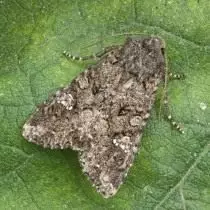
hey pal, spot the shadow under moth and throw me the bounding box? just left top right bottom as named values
left=22, top=37, right=169, bottom=198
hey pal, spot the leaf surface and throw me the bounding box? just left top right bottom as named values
left=0, top=0, right=210, bottom=209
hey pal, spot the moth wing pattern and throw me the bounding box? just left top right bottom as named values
left=22, top=37, right=166, bottom=198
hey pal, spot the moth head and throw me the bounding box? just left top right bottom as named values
left=122, top=37, right=165, bottom=80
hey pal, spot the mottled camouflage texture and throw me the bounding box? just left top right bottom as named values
left=22, top=37, right=165, bottom=198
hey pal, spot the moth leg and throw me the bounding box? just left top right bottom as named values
left=163, top=93, right=185, bottom=134
left=160, top=71, right=185, bottom=133
left=63, top=45, right=121, bottom=61
left=168, top=72, right=185, bottom=80
left=63, top=51, right=96, bottom=61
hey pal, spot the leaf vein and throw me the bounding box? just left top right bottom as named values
left=15, top=171, right=41, bottom=210
left=154, top=143, right=210, bottom=210
left=180, top=185, right=186, bottom=210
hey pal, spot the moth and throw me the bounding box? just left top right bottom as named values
left=22, top=37, right=166, bottom=198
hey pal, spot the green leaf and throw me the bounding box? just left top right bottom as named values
left=0, top=0, right=210, bottom=209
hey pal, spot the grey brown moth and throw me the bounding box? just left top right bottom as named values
left=22, top=37, right=166, bottom=198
